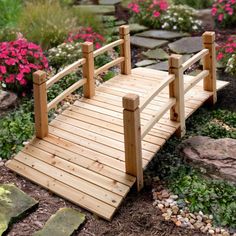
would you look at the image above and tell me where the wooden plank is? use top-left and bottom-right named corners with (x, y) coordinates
top-left (31, 137), bottom-right (135, 186)
top-left (93, 39), bottom-right (124, 57)
top-left (14, 152), bottom-right (122, 208)
top-left (23, 145), bottom-right (130, 196)
top-left (6, 159), bottom-right (116, 220)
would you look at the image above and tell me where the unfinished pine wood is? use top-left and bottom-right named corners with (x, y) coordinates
top-left (7, 60), bottom-right (228, 221)
top-left (33, 71), bottom-right (48, 139)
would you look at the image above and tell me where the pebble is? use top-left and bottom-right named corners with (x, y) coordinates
top-left (170, 195), bottom-right (178, 200)
top-left (209, 229), bottom-right (215, 234)
top-left (175, 220), bottom-right (182, 227)
top-left (172, 205), bottom-right (179, 214)
top-left (157, 203), bottom-right (164, 210)
top-left (194, 222), bottom-right (204, 229)
top-left (0, 162), bottom-right (4, 167)
top-left (196, 215), bottom-right (203, 222)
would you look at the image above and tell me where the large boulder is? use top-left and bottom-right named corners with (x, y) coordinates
top-left (178, 136), bottom-right (236, 183)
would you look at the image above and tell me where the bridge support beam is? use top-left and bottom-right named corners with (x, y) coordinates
top-left (123, 93), bottom-right (143, 192)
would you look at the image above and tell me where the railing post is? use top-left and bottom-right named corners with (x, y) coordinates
top-left (202, 31), bottom-right (217, 104)
top-left (119, 25), bottom-right (131, 75)
top-left (168, 54), bottom-right (186, 137)
top-left (33, 70), bottom-right (48, 139)
top-left (82, 42), bottom-right (95, 98)
top-left (123, 93), bottom-right (143, 191)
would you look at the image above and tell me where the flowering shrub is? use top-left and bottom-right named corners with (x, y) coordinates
top-left (161, 5), bottom-right (202, 32)
top-left (211, 0), bottom-right (236, 28)
top-left (0, 39), bottom-right (48, 95)
top-left (128, 1), bottom-right (202, 32)
top-left (66, 27), bottom-right (106, 50)
top-left (217, 36), bottom-right (236, 75)
top-left (128, 0), bottom-right (169, 29)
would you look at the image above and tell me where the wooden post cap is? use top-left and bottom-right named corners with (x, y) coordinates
top-left (169, 54), bottom-right (183, 68)
top-left (82, 42), bottom-right (94, 53)
top-left (33, 70), bottom-right (47, 85)
top-left (123, 93), bottom-right (139, 111)
top-left (119, 25), bottom-right (130, 35)
top-left (203, 32), bottom-right (215, 43)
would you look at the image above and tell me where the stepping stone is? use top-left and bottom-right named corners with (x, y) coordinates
top-left (146, 54), bottom-right (192, 71)
top-left (168, 37), bottom-right (203, 54)
top-left (0, 184), bottom-right (38, 235)
top-left (147, 61), bottom-right (169, 71)
top-left (33, 208), bottom-right (85, 236)
top-left (136, 30), bottom-right (188, 40)
top-left (99, 0), bottom-right (121, 4)
top-left (75, 5), bottom-right (115, 15)
top-left (129, 24), bottom-right (148, 34)
top-left (0, 90), bottom-right (17, 110)
top-left (131, 36), bottom-right (168, 49)
top-left (115, 20), bottom-right (126, 26)
top-left (135, 59), bottom-right (156, 67)
top-left (142, 48), bottom-right (169, 60)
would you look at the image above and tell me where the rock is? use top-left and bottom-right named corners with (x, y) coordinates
top-left (175, 220), bottom-right (182, 227)
top-left (190, 218), bottom-right (196, 224)
top-left (0, 162), bottom-right (4, 167)
top-left (136, 30), bottom-right (188, 40)
top-left (172, 205), bottom-right (179, 214)
top-left (189, 213), bottom-right (196, 219)
top-left (75, 5), bottom-right (115, 14)
top-left (33, 208), bottom-right (85, 236)
top-left (135, 60), bottom-right (156, 67)
top-left (222, 232), bottom-right (230, 236)
top-left (129, 24), bottom-right (148, 34)
top-left (178, 136), bottom-right (236, 183)
top-left (131, 36), bottom-right (168, 49)
top-left (168, 37), bottom-right (203, 54)
top-left (208, 229), bottom-right (215, 234)
top-left (161, 190), bottom-right (170, 199)
top-left (142, 48), bottom-right (169, 60)
top-left (193, 222), bottom-right (204, 229)
top-left (170, 195), bottom-right (178, 200)
top-left (157, 203), bottom-right (164, 210)
top-left (0, 184), bottom-right (38, 235)
top-left (0, 90), bottom-right (17, 110)
top-left (196, 215), bottom-right (203, 222)
top-left (147, 61), bottom-right (169, 71)
top-left (196, 9), bottom-right (214, 30)
top-left (99, 0), bottom-right (121, 4)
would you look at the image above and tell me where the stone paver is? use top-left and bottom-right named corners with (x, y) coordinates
top-left (75, 5), bottom-right (115, 14)
top-left (135, 59), bottom-right (156, 67)
top-left (0, 90), bottom-right (17, 110)
top-left (142, 48), bottom-right (169, 60)
top-left (168, 37), bottom-right (203, 54)
top-left (33, 208), bottom-right (85, 236)
top-left (0, 184), bottom-right (38, 235)
top-left (147, 61), bottom-right (169, 71)
top-left (136, 30), bottom-right (188, 40)
top-left (129, 24), bottom-right (148, 34)
top-left (99, 0), bottom-right (121, 4)
top-left (131, 36), bottom-right (168, 49)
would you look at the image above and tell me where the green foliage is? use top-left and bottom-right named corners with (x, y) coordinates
top-left (18, 1), bottom-right (77, 50)
top-left (0, 0), bottom-right (22, 28)
top-left (0, 100), bottom-right (34, 159)
top-left (170, 168), bottom-right (236, 227)
top-left (170, 0), bottom-right (213, 9)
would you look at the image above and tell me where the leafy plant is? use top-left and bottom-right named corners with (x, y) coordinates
top-left (128, 0), bottom-right (169, 29)
top-left (18, 1), bottom-right (77, 50)
top-left (0, 0), bottom-right (22, 28)
top-left (170, 0), bottom-right (213, 9)
top-left (212, 0), bottom-right (236, 28)
top-left (0, 39), bottom-right (49, 95)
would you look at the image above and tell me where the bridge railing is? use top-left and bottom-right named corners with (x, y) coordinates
top-left (122, 32), bottom-right (216, 191)
top-left (33, 25), bottom-right (131, 139)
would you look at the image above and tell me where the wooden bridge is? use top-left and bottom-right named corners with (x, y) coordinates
top-left (6, 26), bottom-right (228, 220)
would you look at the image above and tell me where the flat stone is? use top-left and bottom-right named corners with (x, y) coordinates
top-left (142, 48), bottom-right (169, 60)
top-left (0, 90), bottom-right (17, 110)
top-left (129, 24), bottom-right (148, 34)
top-left (75, 5), bottom-right (115, 14)
top-left (168, 37), bottom-right (203, 54)
top-left (196, 9), bottom-right (214, 30)
top-left (115, 20), bottom-right (126, 26)
top-left (179, 136), bottom-right (236, 183)
top-left (33, 208), bottom-right (85, 236)
top-left (131, 36), bottom-right (168, 49)
top-left (137, 30), bottom-right (188, 40)
top-left (99, 0), bottom-right (121, 4)
top-left (0, 184), bottom-right (38, 235)
top-left (135, 59), bottom-right (156, 67)
top-left (147, 61), bottom-right (169, 71)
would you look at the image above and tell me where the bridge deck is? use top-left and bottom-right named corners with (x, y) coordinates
top-left (6, 67), bottom-right (228, 220)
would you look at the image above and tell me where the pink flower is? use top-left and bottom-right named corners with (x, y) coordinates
top-left (218, 13), bottom-right (224, 22)
top-left (153, 10), bottom-right (160, 17)
top-left (5, 75), bottom-right (15, 84)
top-left (5, 58), bottom-right (17, 66)
top-left (226, 47), bottom-right (234, 53)
top-left (0, 65), bottom-right (7, 74)
top-left (159, 1), bottom-right (168, 10)
top-left (217, 52), bottom-right (224, 61)
top-left (211, 7), bottom-right (218, 16)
